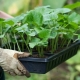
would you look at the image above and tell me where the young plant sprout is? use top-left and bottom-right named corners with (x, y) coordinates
top-left (0, 6), bottom-right (80, 58)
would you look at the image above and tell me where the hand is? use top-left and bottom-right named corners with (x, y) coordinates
top-left (0, 48), bottom-right (30, 77)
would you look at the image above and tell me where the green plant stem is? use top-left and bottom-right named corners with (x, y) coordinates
top-left (6, 43), bottom-right (9, 49)
top-left (6, 34), bottom-right (11, 49)
top-left (22, 42), bottom-right (24, 51)
top-left (13, 43), bottom-right (15, 50)
top-left (4, 35), bottom-right (11, 49)
top-left (37, 46), bottom-right (44, 57)
top-left (41, 46), bottom-right (44, 57)
top-left (51, 39), bottom-right (54, 53)
top-left (38, 46), bottom-right (41, 57)
top-left (67, 39), bottom-right (71, 47)
top-left (20, 34), bottom-right (32, 55)
top-left (54, 35), bottom-right (58, 51)
top-left (50, 35), bottom-right (59, 54)
top-left (8, 42), bottom-right (11, 49)
top-left (60, 39), bottom-right (67, 48)
top-left (14, 34), bottom-right (21, 51)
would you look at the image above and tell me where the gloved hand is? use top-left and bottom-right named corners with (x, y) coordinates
top-left (0, 48), bottom-right (30, 77)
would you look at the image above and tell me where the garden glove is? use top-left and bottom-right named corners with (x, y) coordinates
top-left (0, 48), bottom-right (30, 77)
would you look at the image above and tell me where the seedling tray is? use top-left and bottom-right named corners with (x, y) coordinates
top-left (19, 41), bottom-right (80, 74)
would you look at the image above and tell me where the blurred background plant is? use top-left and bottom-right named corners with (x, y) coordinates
top-left (0, 0), bottom-right (80, 80)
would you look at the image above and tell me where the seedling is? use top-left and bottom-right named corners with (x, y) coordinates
top-left (0, 6), bottom-right (80, 58)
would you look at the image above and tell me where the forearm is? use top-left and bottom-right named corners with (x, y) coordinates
top-left (0, 11), bottom-right (13, 19)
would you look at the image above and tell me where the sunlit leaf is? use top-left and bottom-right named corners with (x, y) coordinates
top-left (68, 12), bottom-right (80, 24)
top-left (64, 2), bottom-right (80, 10)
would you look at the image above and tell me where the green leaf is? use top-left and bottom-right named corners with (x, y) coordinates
top-left (38, 41), bottom-right (48, 47)
top-left (64, 2), bottom-right (80, 10)
top-left (0, 34), bottom-right (5, 38)
top-left (4, 19), bottom-right (15, 26)
top-left (68, 12), bottom-right (80, 24)
top-left (16, 24), bottom-right (29, 33)
top-left (75, 65), bottom-right (80, 72)
top-left (49, 28), bottom-right (57, 39)
top-left (0, 24), bottom-right (11, 38)
top-left (43, 14), bottom-right (51, 22)
top-left (29, 37), bottom-right (40, 48)
top-left (77, 35), bottom-right (80, 40)
top-left (3, 24), bottom-right (11, 33)
top-left (26, 10), bottom-right (43, 27)
top-left (0, 18), bottom-right (4, 22)
top-left (34, 27), bottom-right (41, 33)
top-left (50, 12), bottom-right (58, 19)
top-left (14, 13), bottom-right (26, 23)
top-left (28, 29), bottom-right (37, 36)
top-left (38, 29), bottom-right (50, 40)
top-left (64, 30), bottom-right (74, 39)
top-left (69, 22), bottom-right (78, 30)
top-left (34, 5), bottom-right (53, 15)
top-left (29, 37), bottom-right (48, 48)
top-left (43, 12), bottom-right (58, 22)
top-left (54, 8), bottom-right (71, 14)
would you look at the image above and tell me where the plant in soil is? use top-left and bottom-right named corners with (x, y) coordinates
top-left (0, 6), bottom-right (80, 58)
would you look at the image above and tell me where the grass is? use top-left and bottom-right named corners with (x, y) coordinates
top-left (5, 72), bottom-right (49, 80)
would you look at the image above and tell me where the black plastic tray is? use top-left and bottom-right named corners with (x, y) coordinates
top-left (19, 41), bottom-right (80, 74)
